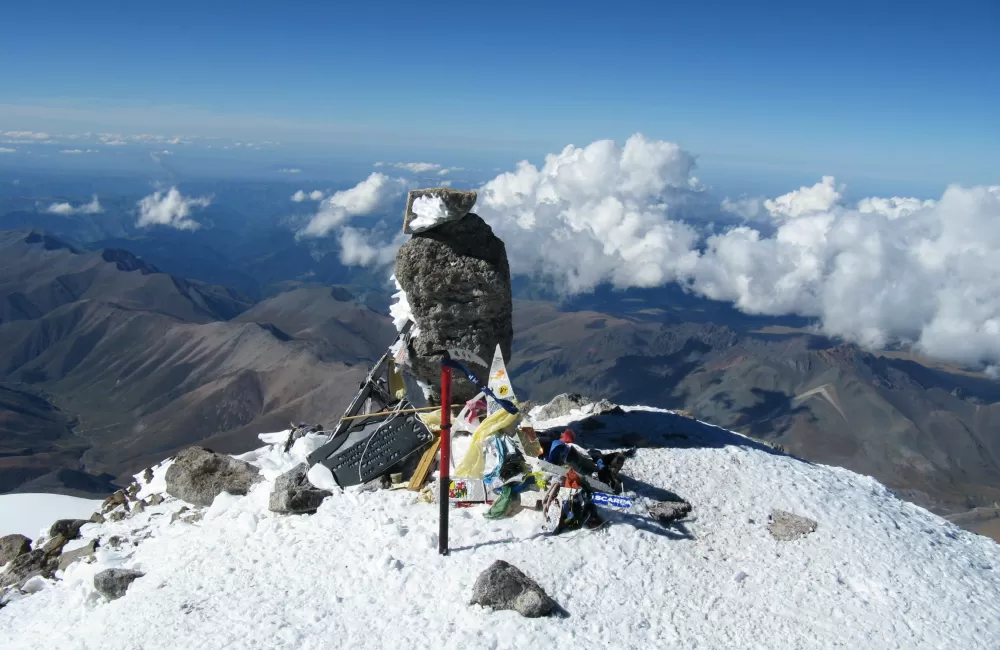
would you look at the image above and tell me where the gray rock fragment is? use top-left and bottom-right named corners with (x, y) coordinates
top-left (0, 550), bottom-right (58, 589)
top-left (403, 188), bottom-right (477, 234)
top-left (149, 494), bottom-right (164, 506)
top-left (648, 500), bottom-right (692, 523)
top-left (470, 560), bottom-right (556, 618)
top-left (395, 213), bottom-right (512, 403)
top-left (143, 467), bottom-right (154, 483)
top-left (0, 534), bottom-right (32, 565)
top-left (41, 535), bottom-right (68, 556)
top-left (131, 500), bottom-right (147, 516)
top-left (268, 463), bottom-right (332, 515)
top-left (101, 490), bottom-right (127, 514)
top-left (532, 393), bottom-right (593, 421)
top-left (58, 539), bottom-right (99, 571)
top-left (94, 568), bottom-right (144, 601)
top-left (49, 519), bottom-right (88, 541)
top-left (164, 446), bottom-right (262, 507)
top-left (90, 512), bottom-right (106, 524)
top-left (768, 509), bottom-right (818, 541)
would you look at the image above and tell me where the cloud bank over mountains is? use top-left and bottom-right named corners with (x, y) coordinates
top-left (304, 134), bottom-right (998, 367)
top-left (136, 187), bottom-right (212, 231)
top-left (46, 196), bottom-right (104, 215)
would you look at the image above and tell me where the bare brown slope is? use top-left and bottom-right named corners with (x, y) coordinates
top-left (511, 301), bottom-right (1000, 521)
top-left (0, 229), bottom-right (393, 493)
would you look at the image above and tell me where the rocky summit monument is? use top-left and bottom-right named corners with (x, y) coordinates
top-left (395, 188), bottom-right (513, 403)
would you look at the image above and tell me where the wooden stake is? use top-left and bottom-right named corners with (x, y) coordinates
top-left (337, 404), bottom-right (461, 423)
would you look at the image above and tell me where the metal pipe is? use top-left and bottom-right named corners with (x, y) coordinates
top-left (438, 365), bottom-right (453, 556)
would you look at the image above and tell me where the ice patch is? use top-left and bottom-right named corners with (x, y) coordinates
top-left (136, 458), bottom-right (174, 501)
top-left (407, 195), bottom-right (449, 233)
top-left (0, 494), bottom-right (103, 538)
top-left (307, 463), bottom-right (338, 491)
top-left (204, 492), bottom-right (242, 520)
top-left (388, 275), bottom-right (419, 335)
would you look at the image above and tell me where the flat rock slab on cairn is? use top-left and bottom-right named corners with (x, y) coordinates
top-left (768, 509), bottom-right (818, 541)
top-left (402, 188), bottom-right (478, 234)
top-left (164, 446), bottom-right (262, 507)
top-left (395, 193), bottom-right (513, 404)
top-left (470, 560), bottom-right (557, 618)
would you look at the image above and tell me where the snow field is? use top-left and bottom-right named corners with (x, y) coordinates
top-left (2, 407), bottom-right (999, 649)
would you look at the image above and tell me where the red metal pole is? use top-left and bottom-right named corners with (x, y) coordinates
top-left (438, 365), bottom-right (452, 556)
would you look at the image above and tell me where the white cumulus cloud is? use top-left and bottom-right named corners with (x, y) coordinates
top-left (0, 147), bottom-right (14, 153)
top-left (298, 172), bottom-right (410, 238)
top-left (473, 133), bottom-right (1000, 368)
top-left (338, 228), bottom-right (406, 267)
top-left (477, 133), bottom-right (704, 294)
top-left (46, 195), bottom-right (103, 215)
top-left (375, 161), bottom-right (442, 174)
top-left (136, 187), bottom-right (212, 231)
top-left (278, 168), bottom-right (301, 174)
top-left (291, 190), bottom-right (325, 202)
top-left (59, 149), bottom-right (99, 154)
top-left (3, 130), bottom-right (49, 139)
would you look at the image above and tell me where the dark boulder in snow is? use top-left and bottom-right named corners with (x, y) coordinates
top-left (395, 213), bottom-right (513, 403)
top-left (768, 510), bottom-right (818, 541)
top-left (0, 550), bottom-right (57, 589)
top-left (470, 560), bottom-right (556, 618)
top-left (165, 446), bottom-right (262, 507)
top-left (94, 568), bottom-right (145, 601)
top-left (269, 463), bottom-right (333, 514)
top-left (49, 519), bottom-right (89, 541)
top-left (0, 534), bottom-right (32, 566)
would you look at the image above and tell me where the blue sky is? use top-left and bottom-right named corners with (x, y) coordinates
top-left (1, 0), bottom-right (997, 192)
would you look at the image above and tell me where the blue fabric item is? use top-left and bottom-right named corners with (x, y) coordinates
top-left (442, 358), bottom-right (519, 415)
top-left (547, 440), bottom-right (569, 465)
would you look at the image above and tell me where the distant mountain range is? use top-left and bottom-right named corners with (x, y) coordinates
top-left (512, 299), bottom-right (1000, 532)
top-left (0, 228), bottom-right (395, 495)
top-left (1, 227), bottom-right (998, 540)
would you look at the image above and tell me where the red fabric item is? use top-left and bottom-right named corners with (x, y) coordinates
top-left (560, 429), bottom-right (576, 444)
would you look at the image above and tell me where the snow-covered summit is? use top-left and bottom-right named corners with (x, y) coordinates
top-left (2, 406), bottom-right (999, 649)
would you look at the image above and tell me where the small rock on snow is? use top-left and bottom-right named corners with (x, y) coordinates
top-left (48, 519), bottom-right (88, 541)
top-left (470, 560), bottom-right (557, 618)
top-left (0, 534), bottom-right (32, 565)
top-left (768, 509), bottom-right (818, 541)
top-left (269, 463), bottom-right (333, 515)
top-left (164, 446), bottom-right (262, 507)
top-left (58, 539), bottom-right (98, 571)
top-left (648, 500), bottom-right (692, 523)
top-left (94, 568), bottom-right (145, 601)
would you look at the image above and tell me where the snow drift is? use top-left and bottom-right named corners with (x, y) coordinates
top-left (4, 406), bottom-right (998, 649)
